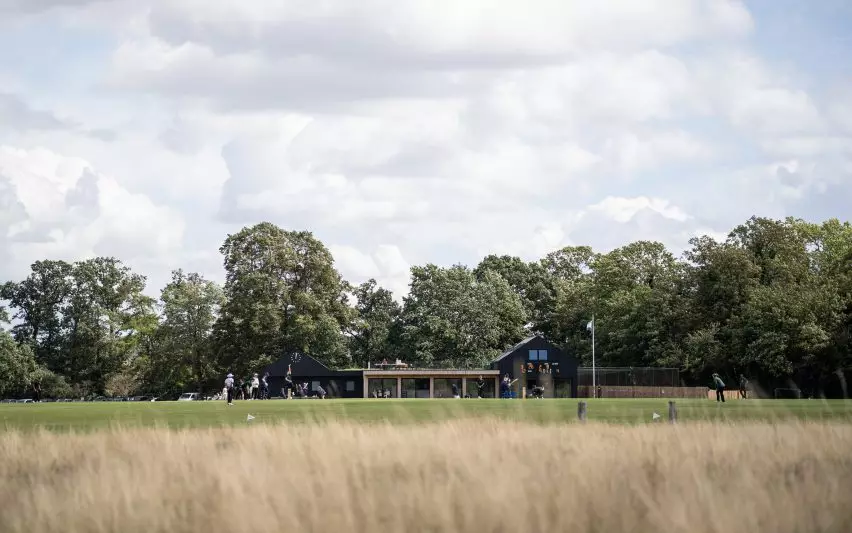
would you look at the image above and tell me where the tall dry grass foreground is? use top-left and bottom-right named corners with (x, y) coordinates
top-left (2, 421), bottom-right (852, 533)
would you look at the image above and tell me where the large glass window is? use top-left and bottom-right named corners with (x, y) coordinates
top-left (368, 378), bottom-right (397, 398)
top-left (401, 378), bottom-right (430, 398)
top-left (529, 349), bottom-right (548, 361)
top-left (554, 378), bottom-right (573, 398)
top-left (345, 380), bottom-right (355, 392)
top-left (433, 378), bottom-right (463, 398)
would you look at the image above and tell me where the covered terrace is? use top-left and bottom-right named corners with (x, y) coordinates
top-left (362, 369), bottom-right (502, 398)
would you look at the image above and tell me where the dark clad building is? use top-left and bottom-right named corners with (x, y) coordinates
top-left (261, 335), bottom-right (578, 399)
top-left (262, 352), bottom-right (363, 398)
top-left (491, 335), bottom-right (579, 398)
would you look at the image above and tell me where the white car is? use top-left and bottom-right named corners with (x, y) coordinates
top-left (177, 392), bottom-right (201, 401)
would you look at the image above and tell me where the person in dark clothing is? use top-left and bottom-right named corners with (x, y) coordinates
top-left (451, 383), bottom-right (460, 398)
top-left (284, 372), bottom-right (294, 399)
top-left (476, 376), bottom-right (486, 398)
top-left (713, 373), bottom-right (726, 402)
top-left (500, 374), bottom-right (511, 399)
top-left (261, 372), bottom-right (269, 399)
top-left (531, 385), bottom-right (544, 399)
top-left (739, 374), bottom-right (748, 399)
top-left (32, 380), bottom-right (41, 403)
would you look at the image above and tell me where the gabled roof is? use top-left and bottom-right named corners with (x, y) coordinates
top-left (263, 351), bottom-right (334, 377)
top-left (491, 335), bottom-right (540, 363)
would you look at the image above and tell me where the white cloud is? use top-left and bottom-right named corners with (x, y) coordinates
top-left (145, 0), bottom-right (751, 58)
top-left (330, 244), bottom-right (411, 300)
top-left (0, 146), bottom-right (186, 292)
top-left (585, 196), bottom-right (692, 224)
top-left (0, 0), bottom-right (848, 300)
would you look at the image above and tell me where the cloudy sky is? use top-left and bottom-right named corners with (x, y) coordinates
top-left (1, 0), bottom-right (851, 298)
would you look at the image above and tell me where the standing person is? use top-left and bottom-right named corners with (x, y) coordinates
top-left (284, 370), bottom-right (294, 399)
top-left (451, 383), bottom-right (460, 399)
top-left (500, 374), bottom-right (511, 399)
top-left (261, 372), bottom-right (269, 400)
top-left (32, 379), bottom-right (41, 403)
top-left (476, 376), bottom-right (486, 398)
top-left (251, 373), bottom-right (260, 400)
top-left (224, 373), bottom-right (235, 406)
top-left (713, 373), bottom-right (726, 403)
top-left (739, 374), bottom-right (748, 399)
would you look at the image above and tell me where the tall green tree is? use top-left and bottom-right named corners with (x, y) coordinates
top-left (347, 279), bottom-right (401, 368)
top-left (399, 264), bottom-right (527, 367)
top-left (0, 329), bottom-right (68, 398)
top-left (0, 260), bottom-right (74, 371)
top-left (214, 223), bottom-right (353, 375)
top-left (582, 241), bottom-right (688, 368)
top-left (62, 257), bottom-right (155, 394)
top-left (473, 255), bottom-right (557, 335)
top-left (0, 329), bottom-right (40, 397)
top-left (541, 246), bottom-right (596, 282)
top-left (155, 270), bottom-right (225, 395)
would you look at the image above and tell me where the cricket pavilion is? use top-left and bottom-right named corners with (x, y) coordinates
top-left (261, 335), bottom-right (579, 399)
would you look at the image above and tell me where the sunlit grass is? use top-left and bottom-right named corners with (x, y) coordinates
top-left (2, 398), bottom-right (851, 431)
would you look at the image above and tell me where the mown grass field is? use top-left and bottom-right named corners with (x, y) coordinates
top-left (2, 398), bottom-right (852, 431)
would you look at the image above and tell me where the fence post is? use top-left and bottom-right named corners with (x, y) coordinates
top-left (578, 401), bottom-right (587, 423)
top-left (668, 401), bottom-right (677, 424)
top-left (522, 386), bottom-right (527, 399)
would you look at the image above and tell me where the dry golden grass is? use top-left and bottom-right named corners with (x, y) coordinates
top-left (2, 421), bottom-right (852, 533)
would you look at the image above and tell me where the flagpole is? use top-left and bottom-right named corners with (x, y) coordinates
top-left (591, 313), bottom-right (596, 398)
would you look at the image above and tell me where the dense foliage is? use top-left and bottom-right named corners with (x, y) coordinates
top-left (2, 216), bottom-right (851, 398)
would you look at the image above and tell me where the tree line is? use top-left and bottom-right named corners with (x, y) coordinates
top-left (2, 216), bottom-right (851, 399)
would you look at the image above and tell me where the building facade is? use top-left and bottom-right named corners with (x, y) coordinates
top-left (262, 335), bottom-right (580, 399)
top-left (491, 335), bottom-right (579, 399)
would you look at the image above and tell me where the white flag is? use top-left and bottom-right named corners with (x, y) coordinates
top-left (246, 414), bottom-right (255, 421)
top-left (652, 412), bottom-right (660, 420)
top-left (586, 319), bottom-right (594, 331)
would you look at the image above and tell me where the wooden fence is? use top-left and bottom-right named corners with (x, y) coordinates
top-left (577, 385), bottom-right (710, 399)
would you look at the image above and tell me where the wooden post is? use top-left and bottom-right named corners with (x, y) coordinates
top-left (578, 401), bottom-right (587, 423)
top-left (495, 377), bottom-right (500, 399)
top-left (461, 378), bottom-right (467, 398)
top-left (668, 401), bottom-right (677, 424)
top-left (522, 386), bottom-right (527, 399)
top-left (429, 377), bottom-right (435, 399)
top-left (397, 377), bottom-right (402, 399)
top-left (363, 376), bottom-right (369, 398)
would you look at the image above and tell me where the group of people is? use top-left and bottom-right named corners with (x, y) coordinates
top-left (712, 373), bottom-right (749, 402)
top-left (223, 372), bottom-right (269, 406)
top-left (280, 370), bottom-right (327, 399)
top-left (223, 366), bottom-right (328, 403)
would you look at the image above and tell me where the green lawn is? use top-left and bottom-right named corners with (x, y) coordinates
top-left (2, 398), bottom-right (852, 432)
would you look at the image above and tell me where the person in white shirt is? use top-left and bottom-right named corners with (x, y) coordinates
top-left (224, 373), bottom-right (235, 406)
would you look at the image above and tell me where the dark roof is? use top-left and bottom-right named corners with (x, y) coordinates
top-left (491, 335), bottom-right (540, 363)
top-left (263, 352), bottom-right (332, 377)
